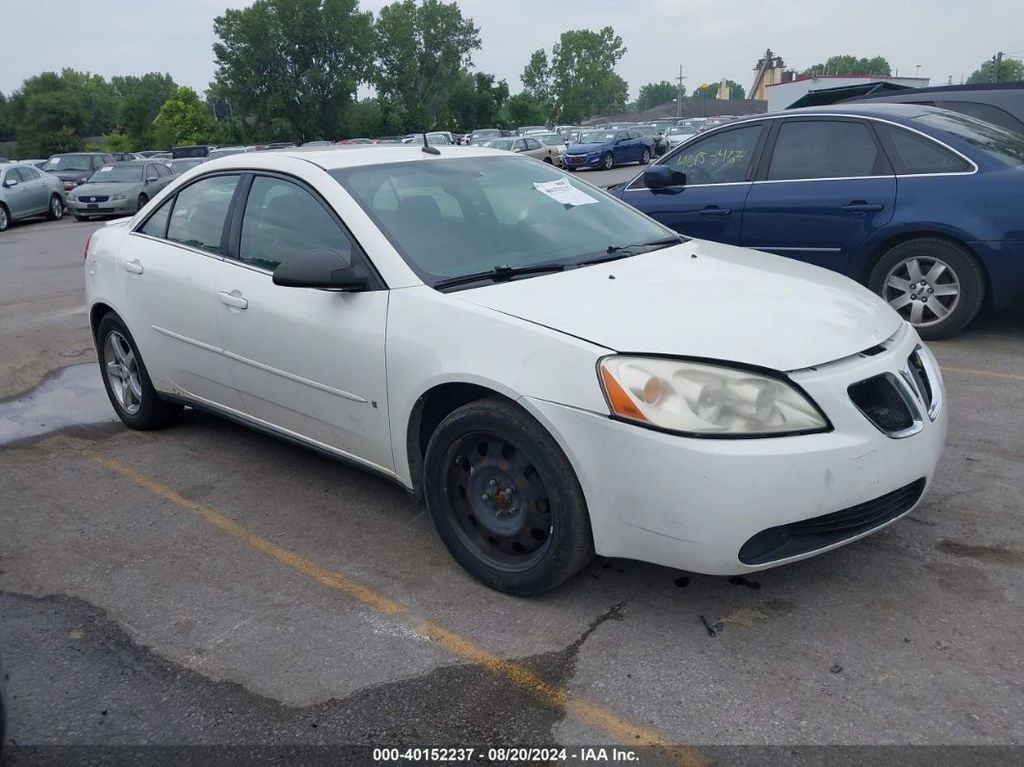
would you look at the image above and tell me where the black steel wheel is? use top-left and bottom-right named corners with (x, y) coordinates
top-left (424, 397), bottom-right (594, 595)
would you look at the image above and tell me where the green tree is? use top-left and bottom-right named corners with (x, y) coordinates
top-left (526, 27), bottom-right (628, 123)
top-left (966, 57), bottom-right (1024, 84)
top-left (9, 71), bottom-right (90, 156)
top-left (802, 55), bottom-right (891, 77)
top-left (374, 0), bottom-right (481, 130)
top-left (521, 49), bottom-right (553, 113)
top-left (692, 80), bottom-right (747, 100)
top-left (502, 93), bottom-right (549, 128)
top-left (154, 87), bottom-right (215, 146)
top-left (111, 73), bottom-right (177, 148)
top-left (636, 80), bottom-right (680, 111)
top-left (0, 92), bottom-right (12, 142)
top-left (446, 71), bottom-right (509, 130)
top-left (103, 133), bottom-right (134, 153)
top-left (58, 70), bottom-right (118, 136)
top-left (213, 0), bottom-right (375, 142)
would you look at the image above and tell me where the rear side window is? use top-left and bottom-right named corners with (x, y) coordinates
top-left (768, 120), bottom-right (887, 180)
top-left (875, 124), bottom-right (971, 174)
top-left (939, 101), bottom-right (1024, 134)
top-left (166, 174), bottom-right (240, 254)
top-left (238, 175), bottom-right (353, 271)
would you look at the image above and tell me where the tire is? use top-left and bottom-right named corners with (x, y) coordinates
top-left (640, 148), bottom-right (651, 165)
top-left (423, 397), bottom-right (594, 595)
top-left (74, 215), bottom-right (90, 222)
top-left (869, 238), bottom-right (984, 340)
top-left (567, 166), bottom-right (578, 172)
top-left (96, 313), bottom-right (183, 429)
top-left (46, 194), bottom-right (64, 220)
top-left (543, 157), bottom-right (553, 164)
top-left (602, 152), bottom-right (614, 171)
top-left (0, 204), bottom-right (8, 232)
top-left (137, 193), bottom-right (148, 212)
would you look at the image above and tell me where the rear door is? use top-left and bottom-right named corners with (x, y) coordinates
top-left (120, 173), bottom-right (244, 408)
top-left (617, 122), bottom-right (766, 243)
top-left (740, 118), bottom-right (896, 272)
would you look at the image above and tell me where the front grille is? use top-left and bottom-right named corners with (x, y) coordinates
top-left (907, 349), bottom-right (933, 411)
top-left (738, 478), bottom-right (926, 565)
top-left (848, 374), bottom-right (916, 434)
top-left (82, 195), bottom-right (110, 203)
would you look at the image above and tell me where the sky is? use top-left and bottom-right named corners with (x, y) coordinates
top-left (3, 0), bottom-right (1023, 100)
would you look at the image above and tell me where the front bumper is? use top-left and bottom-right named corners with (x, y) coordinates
top-left (523, 324), bottom-right (947, 575)
top-left (67, 198), bottom-right (136, 216)
top-left (562, 154), bottom-right (604, 169)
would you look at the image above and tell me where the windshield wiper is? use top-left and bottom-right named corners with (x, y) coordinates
top-left (432, 263), bottom-right (568, 290)
top-left (605, 235), bottom-right (685, 256)
top-left (577, 235), bottom-right (685, 267)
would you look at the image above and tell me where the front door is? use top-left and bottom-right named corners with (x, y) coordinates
top-left (618, 122), bottom-right (765, 244)
top-left (216, 173), bottom-right (393, 472)
top-left (740, 118), bottom-right (896, 272)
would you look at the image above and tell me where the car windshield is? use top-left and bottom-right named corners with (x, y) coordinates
top-left (580, 131), bottom-right (617, 144)
top-left (668, 126), bottom-right (695, 135)
top-left (536, 134), bottom-right (565, 145)
top-left (482, 139), bottom-right (514, 150)
top-left (913, 110), bottom-right (1024, 167)
top-left (87, 165), bottom-right (143, 183)
top-left (332, 156), bottom-right (678, 287)
top-left (168, 160), bottom-right (202, 171)
top-left (44, 156), bottom-right (91, 172)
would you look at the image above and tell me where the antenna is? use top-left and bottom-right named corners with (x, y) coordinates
top-left (421, 132), bottom-right (440, 156)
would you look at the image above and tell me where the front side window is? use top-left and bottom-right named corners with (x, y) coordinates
top-left (238, 176), bottom-right (353, 271)
top-left (768, 120), bottom-right (886, 180)
top-left (663, 124), bottom-right (763, 185)
top-left (165, 174), bottom-right (240, 254)
top-left (875, 124), bottom-right (971, 174)
top-left (16, 167), bottom-right (40, 181)
top-left (333, 156), bottom-right (677, 285)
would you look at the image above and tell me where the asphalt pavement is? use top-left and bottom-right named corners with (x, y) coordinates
top-left (1, 214), bottom-right (1022, 761)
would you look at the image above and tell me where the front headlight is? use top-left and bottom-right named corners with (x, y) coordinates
top-left (598, 356), bottom-right (829, 437)
top-left (111, 191), bottom-right (132, 200)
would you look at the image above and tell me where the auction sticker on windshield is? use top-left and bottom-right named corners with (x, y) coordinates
top-left (533, 178), bottom-right (597, 207)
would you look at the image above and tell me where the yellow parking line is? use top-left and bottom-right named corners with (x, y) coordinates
top-left (75, 443), bottom-right (703, 765)
top-left (941, 365), bottom-right (1024, 383)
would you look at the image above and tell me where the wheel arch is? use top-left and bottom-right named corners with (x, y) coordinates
top-left (89, 302), bottom-right (118, 343)
top-left (405, 382), bottom-right (516, 500)
top-left (858, 230), bottom-right (992, 305)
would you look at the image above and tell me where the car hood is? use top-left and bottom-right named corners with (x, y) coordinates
top-left (455, 239), bottom-right (903, 371)
top-left (73, 182), bottom-right (141, 196)
top-left (566, 142), bottom-right (611, 154)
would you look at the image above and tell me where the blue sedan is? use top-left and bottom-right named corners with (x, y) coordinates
top-left (563, 128), bottom-right (655, 171)
top-left (613, 103), bottom-right (1024, 338)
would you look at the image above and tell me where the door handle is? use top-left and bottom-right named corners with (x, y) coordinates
top-left (841, 202), bottom-right (884, 214)
top-left (123, 259), bottom-right (144, 275)
top-left (698, 206), bottom-right (731, 217)
top-left (218, 291), bottom-right (248, 310)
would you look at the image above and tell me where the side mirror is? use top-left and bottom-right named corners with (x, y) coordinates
top-left (3, 178), bottom-right (18, 188)
top-left (643, 165), bottom-right (686, 189)
top-left (146, 176), bottom-right (158, 183)
top-left (272, 249), bottom-right (370, 291)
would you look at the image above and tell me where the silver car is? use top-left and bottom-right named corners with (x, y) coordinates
top-left (66, 161), bottom-right (176, 221)
top-left (0, 162), bottom-right (67, 232)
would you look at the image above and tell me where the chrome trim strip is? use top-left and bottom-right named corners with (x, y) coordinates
top-left (912, 345), bottom-right (944, 421)
top-left (750, 246), bottom-right (843, 252)
top-left (151, 325), bottom-right (221, 354)
top-left (222, 350), bottom-right (368, 404)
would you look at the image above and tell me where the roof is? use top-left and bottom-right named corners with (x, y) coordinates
top-left (692, 102), bottom-right (947, 129)
top-left (787, 81), bottom-right (916, 108)
top-left (202, 144), bottom-right (508, 173)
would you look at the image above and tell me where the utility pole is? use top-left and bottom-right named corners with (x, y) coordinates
top-left (989, 51), bottom-right (1004, 83)
top-left (675, 65), bottom-right (686, 118)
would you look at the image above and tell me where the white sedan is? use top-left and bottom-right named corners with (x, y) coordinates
top-left (84, 145), bottom-right (947, 594)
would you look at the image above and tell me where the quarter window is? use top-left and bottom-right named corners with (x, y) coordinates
top-left (662, 124), bottom-right (762, 185)
top-left (768, 120), bottom-right (887, 180)
top-left (238, 176), bottom-right (353, 271)
top-left (938, 101), bottom-right (1024, 134)
top-left (165, 174), bottom-right (240, 254)
top-left (875, 124), bottom-right (971, 174)
top-left (139, 199), bottom-right (172, 238)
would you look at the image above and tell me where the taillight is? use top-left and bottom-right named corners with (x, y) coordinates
top-left (83, 233), bottom-right (92, 261)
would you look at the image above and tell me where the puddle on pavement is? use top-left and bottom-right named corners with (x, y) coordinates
top-left (0, 363), bottom-right (117, 446)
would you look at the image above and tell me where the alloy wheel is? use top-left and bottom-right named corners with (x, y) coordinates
top-left (104, 331), bottom-right (143, 415)
top-left (603, 153), bottom-right (613, 170)
top-left (442, 431), bottom-right (553, 572)
top-left (882, 256), bottom-right (961, 327)
top-left (0, 207), bottom-right (8, 231)
top-left (51, 197), bottom-right (63, 219)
